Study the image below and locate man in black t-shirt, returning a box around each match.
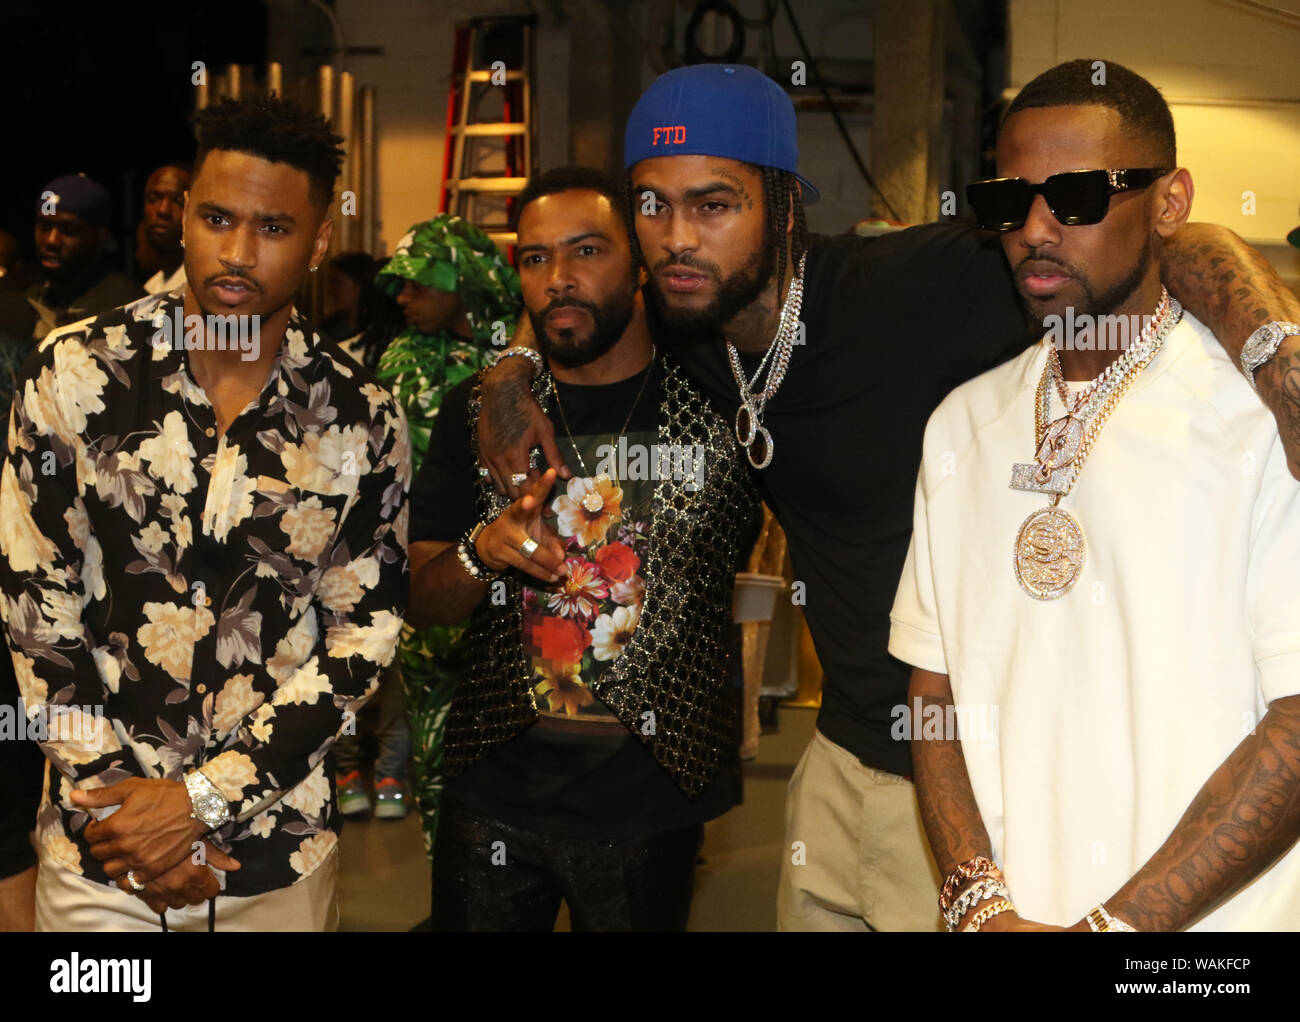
[476,66,1300,931]
[408,167,758,931]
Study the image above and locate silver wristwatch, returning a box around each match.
[1240,321,1300,390]
[185,769,232,831]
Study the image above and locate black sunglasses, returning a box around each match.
[966,168,1169,232]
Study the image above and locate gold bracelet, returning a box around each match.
[940,856,1004,913]
[962,898,1014,932]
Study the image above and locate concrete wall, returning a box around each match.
[1008,0,1300,285]
[327,0,896,248]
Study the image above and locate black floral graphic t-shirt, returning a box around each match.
[412,357,740,838]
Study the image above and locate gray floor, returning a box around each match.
[337,704,816,932]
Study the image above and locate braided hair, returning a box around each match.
[760,167,808,299]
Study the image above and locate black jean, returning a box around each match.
[431,797,704,932]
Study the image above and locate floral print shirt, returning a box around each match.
[0,292,410,896]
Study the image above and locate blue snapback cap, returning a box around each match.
[624,63,819,204]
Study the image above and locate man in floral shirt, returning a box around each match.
[0,97,410,931]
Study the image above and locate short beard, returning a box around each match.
[1024,232,1154,332]
[529,280,636,369]
[643,215,779,347]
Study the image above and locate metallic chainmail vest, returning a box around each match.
[446,354,761,796]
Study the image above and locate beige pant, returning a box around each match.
[35,847,339,932]
[777,728,943,931]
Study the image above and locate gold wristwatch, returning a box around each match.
[1087,903,1137,932]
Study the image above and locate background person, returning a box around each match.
[25,173,141,339]
[139,163,191,294]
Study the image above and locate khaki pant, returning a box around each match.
[35,846,339,932]
[777,728,943,931]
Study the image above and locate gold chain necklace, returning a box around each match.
[1009,289,1181,600]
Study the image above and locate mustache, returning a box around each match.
[650,253,721,280]
[539,296,599,317]
[205,269,263,292]
[1014,250,1073,275]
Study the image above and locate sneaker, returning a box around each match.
[337,770,372,819]
[373,776,408,820]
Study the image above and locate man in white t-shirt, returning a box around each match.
[889,59,1300,932]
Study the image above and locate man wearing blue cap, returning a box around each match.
[26,173,142,340]
[477,62,1300,931]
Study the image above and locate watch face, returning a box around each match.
[196,791,225,822]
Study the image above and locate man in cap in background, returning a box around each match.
[25,173,141,340]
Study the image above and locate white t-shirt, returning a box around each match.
[889,310,1300,930]
[143,264,186,295]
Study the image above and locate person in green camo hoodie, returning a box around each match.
[360,215,522,856]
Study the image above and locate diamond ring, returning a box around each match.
[125,870,146,892]
[510,473,528,487]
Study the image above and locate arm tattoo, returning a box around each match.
[1256,345,1300,472]
[1162,223,1300,471]
[1107,699,1300,931]
[912,691,995,878]
[482,372,535,448]
[1161,224,1282,359]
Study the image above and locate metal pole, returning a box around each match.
[360,86,376,255]
[338,71,354,252]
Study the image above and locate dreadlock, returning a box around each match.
[623,166,807,299]
[761,167,807,299]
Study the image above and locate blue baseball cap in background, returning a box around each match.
[624,63,820,204]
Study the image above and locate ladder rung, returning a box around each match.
[452,123,527,136]
[465,70,526,83]
[449,177,529,194]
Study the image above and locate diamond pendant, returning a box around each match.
[735,401,756,447]
[747,424,773,469]
[1009,462,1072,495]
[1034,415,1083,480]
[1012,505,1086,600]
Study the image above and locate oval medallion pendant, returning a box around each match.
[735,402,756,446]
[747,424,773,469]
[1013,506,1086,600]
